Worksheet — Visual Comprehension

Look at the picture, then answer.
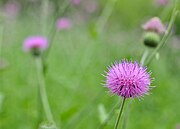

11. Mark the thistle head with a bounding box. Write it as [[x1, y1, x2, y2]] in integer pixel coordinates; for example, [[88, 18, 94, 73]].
[[23, 36, 48, 56], [142, 17, 166, 34], [105, 60, 152, 98], [143, 32, 160, 47]]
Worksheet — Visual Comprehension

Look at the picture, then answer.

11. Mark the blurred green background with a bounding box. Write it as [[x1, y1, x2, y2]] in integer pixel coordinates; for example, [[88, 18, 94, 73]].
[[0, 0, 180, 129]]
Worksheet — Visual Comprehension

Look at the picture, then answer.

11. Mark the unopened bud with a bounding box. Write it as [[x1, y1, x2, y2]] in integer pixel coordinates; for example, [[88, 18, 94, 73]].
[[143, 32, 160, 47]]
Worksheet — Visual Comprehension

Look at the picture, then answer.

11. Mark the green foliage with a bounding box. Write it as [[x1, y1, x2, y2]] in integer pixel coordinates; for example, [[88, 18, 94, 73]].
[[0, 1, 180, 129]]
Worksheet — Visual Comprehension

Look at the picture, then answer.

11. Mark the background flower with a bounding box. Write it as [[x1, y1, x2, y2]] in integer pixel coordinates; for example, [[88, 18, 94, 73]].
[[23, 36, 48, 52], [56, 17, 72, 30], [142, 17, 166, 34], [155, 0, 169, 6], [71, 0, 81, 6], [3, 0, 21, 18]]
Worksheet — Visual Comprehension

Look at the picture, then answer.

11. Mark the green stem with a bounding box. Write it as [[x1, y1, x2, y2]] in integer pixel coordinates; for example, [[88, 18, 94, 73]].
[[44, 1, 71, 59], [41, 0, 49, 35], [36, 89, 43, 128], [114, 97, 126, 129], [121, 99, 133, 129], [140, 49, 149, 65], [34, 56, 56, 126], [145, 0, 179, 66], [96, 0, 118, 34]]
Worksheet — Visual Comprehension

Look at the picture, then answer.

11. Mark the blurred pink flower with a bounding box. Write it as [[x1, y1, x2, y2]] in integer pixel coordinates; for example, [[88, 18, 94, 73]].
[[84, 1, 98, 13], [142, 17, 166, 34], [23, 36, 48, 52], [155, 0, 169, 6], [56, 17, 72, 30], [71, 0, 81, 5], [3, 1, 21, 18]]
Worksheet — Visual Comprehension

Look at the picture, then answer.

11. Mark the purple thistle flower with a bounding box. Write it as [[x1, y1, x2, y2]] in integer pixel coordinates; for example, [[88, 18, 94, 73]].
[[23, 36, 48, 52], [105, 60, 152, 98], [142, 17, 166, 34], [56, 17, 72, 30]]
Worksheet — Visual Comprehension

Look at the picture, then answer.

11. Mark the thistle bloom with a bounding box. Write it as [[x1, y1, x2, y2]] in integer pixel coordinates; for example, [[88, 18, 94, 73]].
[[105, 60, 151, 98], [142, 17, 166, 34], [56, 17, 72, 30], [23, 36, 48, 52]]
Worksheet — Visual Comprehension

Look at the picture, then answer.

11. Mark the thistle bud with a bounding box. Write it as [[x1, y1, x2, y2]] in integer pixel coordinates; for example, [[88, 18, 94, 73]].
[[143, 32, 160, 47]]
